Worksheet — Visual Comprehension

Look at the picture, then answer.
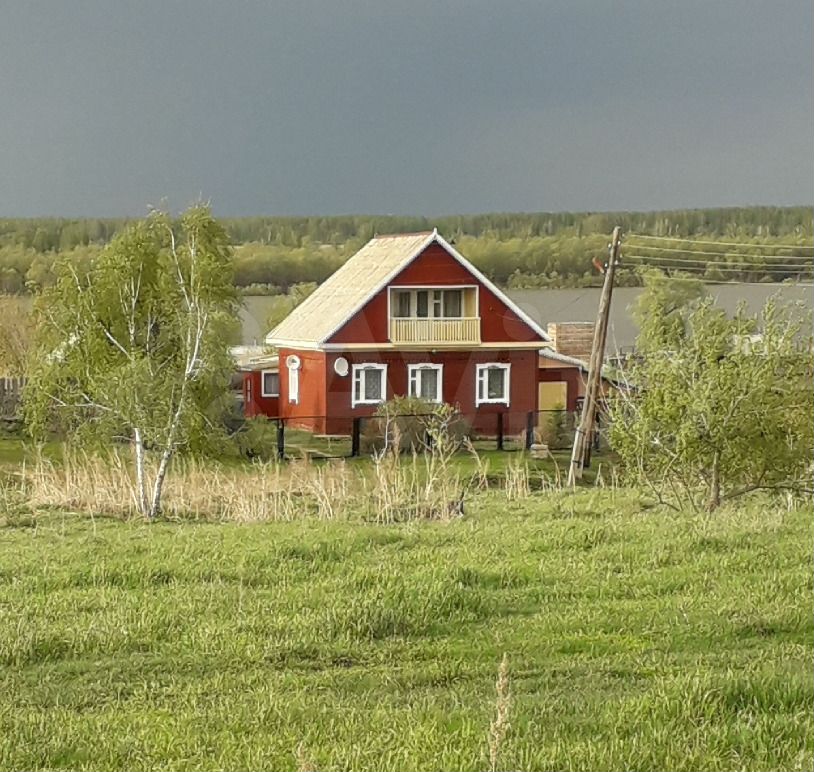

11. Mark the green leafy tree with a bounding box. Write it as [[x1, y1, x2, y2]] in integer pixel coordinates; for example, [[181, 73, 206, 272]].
[[265, 281, 318, 332], [611, 286, 814, 511], [631, 269, 708, 352], [24, 206, 239, 518]]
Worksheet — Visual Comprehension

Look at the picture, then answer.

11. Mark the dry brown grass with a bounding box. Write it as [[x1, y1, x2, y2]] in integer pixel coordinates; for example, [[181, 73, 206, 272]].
[[488, 652, 512, 772], [503, 455, 531, 501], [11, 432, 557, 522], [20, 449, 358, 522]]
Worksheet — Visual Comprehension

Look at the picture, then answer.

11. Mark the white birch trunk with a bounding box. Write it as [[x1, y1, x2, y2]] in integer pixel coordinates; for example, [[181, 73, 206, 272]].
[[133, 427, 149, 517], [147, 392, 186, 518]]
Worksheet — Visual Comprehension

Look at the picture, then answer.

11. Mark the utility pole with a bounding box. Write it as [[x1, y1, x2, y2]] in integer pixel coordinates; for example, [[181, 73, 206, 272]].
[[567, 226, 622, 486]]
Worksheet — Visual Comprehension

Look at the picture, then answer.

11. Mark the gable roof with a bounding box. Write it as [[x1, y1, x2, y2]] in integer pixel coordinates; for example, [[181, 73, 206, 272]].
[[266, 229, 552, 348], [539, 347, 590, 371]]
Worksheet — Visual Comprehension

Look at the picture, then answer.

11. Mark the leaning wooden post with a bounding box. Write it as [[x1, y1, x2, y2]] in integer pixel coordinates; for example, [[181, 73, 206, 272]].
[[567, 227, 622, 486], [351, 417, 361, 457], [525, 411, 535, 450], [276, 419, 285, 460]]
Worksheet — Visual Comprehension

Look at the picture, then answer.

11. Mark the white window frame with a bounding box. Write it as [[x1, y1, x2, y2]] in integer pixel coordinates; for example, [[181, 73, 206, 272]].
[[388, 285, 477, 320], [352, 363, 388, 407], [475, 363, 511, 406], [407, 363, 443, 404], [261, 370, 279, 398]]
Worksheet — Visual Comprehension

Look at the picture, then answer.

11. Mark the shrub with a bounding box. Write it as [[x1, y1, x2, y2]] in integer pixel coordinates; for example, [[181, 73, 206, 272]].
[[539, 403, 572, 449], [235, 416, 279, 460], [361, 396, 470, 454]]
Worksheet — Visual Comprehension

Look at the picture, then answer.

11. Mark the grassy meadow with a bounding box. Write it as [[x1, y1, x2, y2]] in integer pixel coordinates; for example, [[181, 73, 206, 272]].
[[0, 459, 812, 771]]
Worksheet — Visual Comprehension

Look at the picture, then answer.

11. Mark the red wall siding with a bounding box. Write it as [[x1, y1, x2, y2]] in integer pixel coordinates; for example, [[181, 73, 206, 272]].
[[277, 348, 328, 433], [244, 347, 541, 437], [242, 371, 280, 418], [323, 349, 537, 435], [478, 284, 542, 343], [328, 243, 545, 345]]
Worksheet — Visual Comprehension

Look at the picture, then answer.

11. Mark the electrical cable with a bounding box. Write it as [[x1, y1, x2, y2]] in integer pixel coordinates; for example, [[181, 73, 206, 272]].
[[621, 253, 813, 270], [625, 233, 814, 250], [621, 244, 813, 260]]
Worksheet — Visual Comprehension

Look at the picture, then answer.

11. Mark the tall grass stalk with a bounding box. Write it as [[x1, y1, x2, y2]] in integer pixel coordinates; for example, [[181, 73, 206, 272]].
[[22, 450, 360, 522], [503, 455, 530, 501], [488, 653, 512, 772]]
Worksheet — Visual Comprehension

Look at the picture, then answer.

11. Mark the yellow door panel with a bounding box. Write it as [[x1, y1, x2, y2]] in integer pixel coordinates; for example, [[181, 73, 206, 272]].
[[538, 381, 567, 422]]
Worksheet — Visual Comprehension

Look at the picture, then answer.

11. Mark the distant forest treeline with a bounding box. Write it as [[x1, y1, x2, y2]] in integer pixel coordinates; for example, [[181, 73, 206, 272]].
[[1, 206, 811, 294]]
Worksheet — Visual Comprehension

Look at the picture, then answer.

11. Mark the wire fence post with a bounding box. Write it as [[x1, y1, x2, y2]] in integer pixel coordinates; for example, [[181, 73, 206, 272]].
[[351, 417, 361, 457], [276, 419, 285, 460], [525, 411, 535, 450], [496, 412, 504, 451]]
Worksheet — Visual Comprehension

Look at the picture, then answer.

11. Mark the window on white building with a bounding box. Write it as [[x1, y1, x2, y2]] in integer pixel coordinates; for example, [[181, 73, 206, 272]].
[[261, 371, 279, 397], [408, 363, 443, 403], [352, 363, 387, 406], [475, 363, 511, 406]]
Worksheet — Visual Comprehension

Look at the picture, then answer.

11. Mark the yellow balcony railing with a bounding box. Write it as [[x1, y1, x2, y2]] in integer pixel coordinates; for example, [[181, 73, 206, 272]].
[[389, 317, 481, 345]]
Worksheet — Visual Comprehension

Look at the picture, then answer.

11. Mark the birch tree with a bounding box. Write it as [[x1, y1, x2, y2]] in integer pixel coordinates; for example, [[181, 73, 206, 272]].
[[24, 206, 239, 518]]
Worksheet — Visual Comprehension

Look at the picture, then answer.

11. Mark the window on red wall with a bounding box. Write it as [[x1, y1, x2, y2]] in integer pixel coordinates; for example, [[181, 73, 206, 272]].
[[352, 363, 387, 407], [476, 363, 511, 406], [408, 363, 443, 403], [261, 371, 279, 397]]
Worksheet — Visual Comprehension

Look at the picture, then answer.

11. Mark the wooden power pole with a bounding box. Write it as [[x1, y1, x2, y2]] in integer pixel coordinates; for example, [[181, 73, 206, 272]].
[[567, 226, 622, 486]]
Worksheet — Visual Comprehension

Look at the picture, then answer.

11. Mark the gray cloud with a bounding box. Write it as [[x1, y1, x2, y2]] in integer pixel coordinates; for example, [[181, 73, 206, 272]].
[[1, 0, 811, 217]]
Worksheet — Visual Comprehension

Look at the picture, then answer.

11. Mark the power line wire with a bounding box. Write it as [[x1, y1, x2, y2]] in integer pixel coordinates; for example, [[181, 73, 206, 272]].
[[622, 256, 814, 275], [621, 244, 814, 260], [625, 233, 814, 250], [623, 261, 813, 275], [621, 253, 813, 270]]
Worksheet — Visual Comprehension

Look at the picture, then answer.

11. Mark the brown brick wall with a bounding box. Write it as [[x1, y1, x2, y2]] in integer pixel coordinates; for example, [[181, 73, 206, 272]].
[[547, 322, 594, 360]]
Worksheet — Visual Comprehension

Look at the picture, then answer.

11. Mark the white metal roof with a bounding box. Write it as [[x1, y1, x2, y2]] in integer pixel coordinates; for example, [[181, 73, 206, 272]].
[[265, 230, 552, 348]]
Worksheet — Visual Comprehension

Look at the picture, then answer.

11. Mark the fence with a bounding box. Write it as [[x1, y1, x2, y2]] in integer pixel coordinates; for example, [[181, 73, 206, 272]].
[[0, 377, 25, 419], [238, 409, 610, 461]]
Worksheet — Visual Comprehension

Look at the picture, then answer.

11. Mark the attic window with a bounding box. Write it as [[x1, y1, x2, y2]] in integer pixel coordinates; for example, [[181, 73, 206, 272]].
[[394, 291, 411, 318], [390, 288, 465, 319], [443, 290, 462, 317]]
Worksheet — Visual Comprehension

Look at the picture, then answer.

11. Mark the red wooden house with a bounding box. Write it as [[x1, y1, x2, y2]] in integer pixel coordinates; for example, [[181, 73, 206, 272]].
[[244, 230, 552, 436]]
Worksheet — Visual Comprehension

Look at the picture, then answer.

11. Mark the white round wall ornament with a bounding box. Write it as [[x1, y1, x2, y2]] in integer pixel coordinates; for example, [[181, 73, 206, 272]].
[[286, 354, 301, 370], [333, 357, 349, 376]]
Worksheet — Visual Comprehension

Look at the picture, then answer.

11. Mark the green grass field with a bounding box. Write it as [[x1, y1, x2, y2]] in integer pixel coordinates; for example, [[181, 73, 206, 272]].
[[1, 491, 811, 771]]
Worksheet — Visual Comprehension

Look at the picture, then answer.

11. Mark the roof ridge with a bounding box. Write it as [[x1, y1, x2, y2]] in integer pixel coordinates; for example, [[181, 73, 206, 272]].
[[371, 230, 435, 239], [265, 231, 437, 346], [265, 229, 551, 348]]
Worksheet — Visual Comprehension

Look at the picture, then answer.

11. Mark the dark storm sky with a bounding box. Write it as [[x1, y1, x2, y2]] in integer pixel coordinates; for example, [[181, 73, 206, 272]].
[[1, 0, 812, 217]]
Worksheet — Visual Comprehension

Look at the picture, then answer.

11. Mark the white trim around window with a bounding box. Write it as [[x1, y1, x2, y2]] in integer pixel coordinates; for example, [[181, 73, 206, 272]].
[[261, 370, 279, 397], [475, 363, 511, 406], [407, 363, 443, 403], [352, 363, 388, 407]]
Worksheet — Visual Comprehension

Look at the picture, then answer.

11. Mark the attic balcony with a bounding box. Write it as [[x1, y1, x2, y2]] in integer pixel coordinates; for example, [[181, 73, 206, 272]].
[[388, 286, 481, 346], [389, 316, 481, 346]]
